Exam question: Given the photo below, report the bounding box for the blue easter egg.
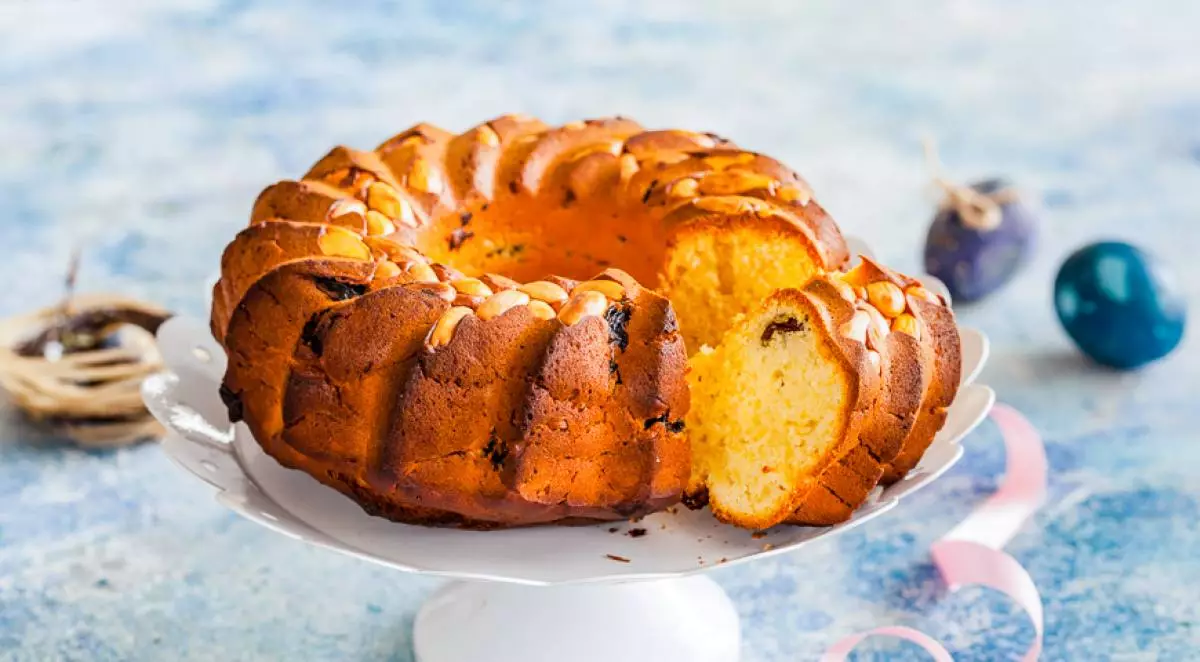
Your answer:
[924,178,1036,303]
[1054,241,1186,369]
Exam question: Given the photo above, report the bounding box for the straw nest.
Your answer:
[0,294,171,447]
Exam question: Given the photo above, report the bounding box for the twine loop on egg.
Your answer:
[922,136,1019,232]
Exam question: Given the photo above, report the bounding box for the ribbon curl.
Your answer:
[822,403,1046,661]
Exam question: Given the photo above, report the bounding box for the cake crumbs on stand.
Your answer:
[605,554,631,563]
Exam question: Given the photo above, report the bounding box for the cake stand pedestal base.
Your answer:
[413,575,740,662]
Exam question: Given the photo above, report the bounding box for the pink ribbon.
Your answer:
[822,403,1047,661]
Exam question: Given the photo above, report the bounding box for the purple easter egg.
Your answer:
[923,178,1037,303]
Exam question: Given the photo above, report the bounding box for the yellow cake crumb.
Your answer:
[685,295,852,529]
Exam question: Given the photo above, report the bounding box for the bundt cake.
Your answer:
[684,257,960,529]
[210,113,959,529]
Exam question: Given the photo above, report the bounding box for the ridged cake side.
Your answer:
[785,264,925,525]
[877,267,963,484]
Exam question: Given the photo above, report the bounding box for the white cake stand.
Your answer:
[144,264,993,662]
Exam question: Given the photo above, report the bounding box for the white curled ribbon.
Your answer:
[822,403,1047,661]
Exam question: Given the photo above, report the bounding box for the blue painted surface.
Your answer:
[2,1,1198,659]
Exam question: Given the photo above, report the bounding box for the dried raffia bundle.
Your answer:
[0,253,171,447]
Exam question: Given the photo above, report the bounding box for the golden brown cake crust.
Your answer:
[809,256,962,491]
[880,274,963,484]
[212,114,855,527]
[220,258,377,470]
[786,263,930,525]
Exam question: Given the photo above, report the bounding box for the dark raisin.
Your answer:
[627,528,647,538]
[642,180,658,203]
[486,243,526,259]
[681,487,710,510]
[482,431,508,470]
[643,411,669,430]
[563,189,576,206]
[667,419,685,433]
[508,180,519,194]
[337,168,360,188]
[311,276,367,302]
[447,228,474,250]
[218,383,243,423]
[760,316,806,345]
[300,316,324,357]
[604,303,632,352]
[609,358,622,385]
[459,211,473,225]
[616,234,627,243]
[613,502,644,518]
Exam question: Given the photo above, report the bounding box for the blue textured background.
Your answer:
[2,1,1198,659]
